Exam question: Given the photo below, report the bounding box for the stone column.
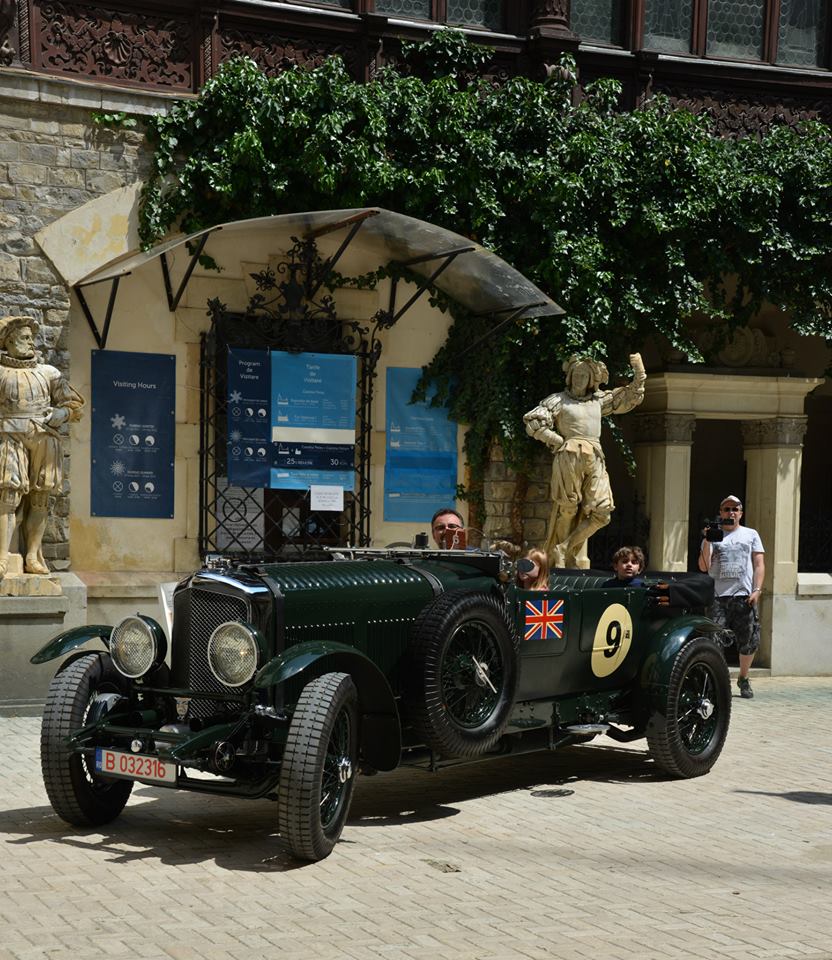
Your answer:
[741,417,808,670]
[633,413,696,572]
[741,417,807,594]
[531,0,575,37]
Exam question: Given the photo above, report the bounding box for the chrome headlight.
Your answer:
[207,622,262,687]
[110,616,167,679]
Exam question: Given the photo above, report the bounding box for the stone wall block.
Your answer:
[38,323,61,350]
[48,167,85,187]
[19,143,59,165]
[8,162,49,185]
[99,148,128,171]
[524,519,547,541]
[532,502,553,521]
[487,460,506,482]
[60,123,88,138]
[85,170,129,194]
[42,542,69,561]
[22,259,57,284]
[3,235,37,255]
[5,214,26,234]
[70,149,100,169]
[30,119,61,136]
[45,516,69,542]
[0,254,21,280]
[0,141,19,161]
[526,482,550,503]
[483,480,518,502]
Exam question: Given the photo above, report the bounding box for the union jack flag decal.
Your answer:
[524,598,565,641]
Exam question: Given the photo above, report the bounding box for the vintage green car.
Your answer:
[31,547,730,861]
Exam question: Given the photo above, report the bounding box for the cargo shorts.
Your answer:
[709,596,761,655]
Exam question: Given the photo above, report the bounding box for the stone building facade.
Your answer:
[2,0,832,693]
[0,72,170,566]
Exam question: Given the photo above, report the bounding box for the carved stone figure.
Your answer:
[0,316,84,579]
[0,0,15,67]
[524,353,646,569]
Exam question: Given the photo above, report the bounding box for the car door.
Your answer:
[513,583,649,701]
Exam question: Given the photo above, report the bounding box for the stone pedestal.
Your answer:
[0,554,63,596]
[633,413,695,571]
[0,572,87,715]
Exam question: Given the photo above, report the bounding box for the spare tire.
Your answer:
[405,591,519,758]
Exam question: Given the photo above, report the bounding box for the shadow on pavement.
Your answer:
[735,789,832,805]
[1,741,663,870]
[349,742,662,824]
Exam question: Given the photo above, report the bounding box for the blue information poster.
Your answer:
[227,349,356,491]
[91,351,175,519]
[227,349,272,487]
[384,367,457,522]
[271,351,356,491]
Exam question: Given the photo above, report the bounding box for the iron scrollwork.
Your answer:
[201,237,390,562]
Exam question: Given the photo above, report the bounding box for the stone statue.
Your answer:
[0,316,84,579]
[523,353,646,569]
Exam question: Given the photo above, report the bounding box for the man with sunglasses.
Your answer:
[698,495,765,699]
[431,507,465,549]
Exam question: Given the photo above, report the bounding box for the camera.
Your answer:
[704,518,726,542]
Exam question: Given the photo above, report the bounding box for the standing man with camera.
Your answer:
[698,495,765,699]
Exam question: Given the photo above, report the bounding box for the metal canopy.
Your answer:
[73,208,563,348]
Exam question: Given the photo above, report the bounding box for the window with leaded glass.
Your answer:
[706,0,765,60]
[295,0,353,7]
[374,0,432,18]
[643,0,693,53]
[570,0,625,45]
[446,0,503,31]
[777,0,828,67]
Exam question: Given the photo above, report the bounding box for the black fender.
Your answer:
[30,625,112,665]
[255,642,401,771]
[637,614,724,712]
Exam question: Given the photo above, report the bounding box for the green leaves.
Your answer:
[138,30,832,489]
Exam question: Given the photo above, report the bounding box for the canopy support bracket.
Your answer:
[387,246,475,325]
[74,276,122,350]
[160,232,210,312]
[307,216,369,301]
[457,303,549,358]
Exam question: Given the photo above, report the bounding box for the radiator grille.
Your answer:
[188,589,249,719]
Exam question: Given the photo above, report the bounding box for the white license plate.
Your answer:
[95,748,177,785]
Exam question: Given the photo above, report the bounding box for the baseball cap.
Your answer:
[720,495,742,508]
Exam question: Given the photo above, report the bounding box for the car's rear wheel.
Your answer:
[41,653,133,826]
[405,592,518,758]
[646,637,731,777]
[278,672,359,862]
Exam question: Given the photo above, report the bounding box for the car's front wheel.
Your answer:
[278,672,359,862]
[41,652,134,826]
[646,636,731,778]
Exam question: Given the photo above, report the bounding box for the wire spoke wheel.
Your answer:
[676,663,718,754]
[278,672,359,861]
[406,592,519,758]
[441,621,504,727]
[320,705,353,830]
[647,637,731,778]
[41,653,133,827]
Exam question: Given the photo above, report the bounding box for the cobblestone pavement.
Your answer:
[2,677,832,960]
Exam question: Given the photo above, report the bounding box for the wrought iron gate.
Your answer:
[198,238,388,562]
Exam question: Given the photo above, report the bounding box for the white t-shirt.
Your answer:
[704,525,764,597]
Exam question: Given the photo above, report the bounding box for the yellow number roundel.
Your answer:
[590,603,633,678]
